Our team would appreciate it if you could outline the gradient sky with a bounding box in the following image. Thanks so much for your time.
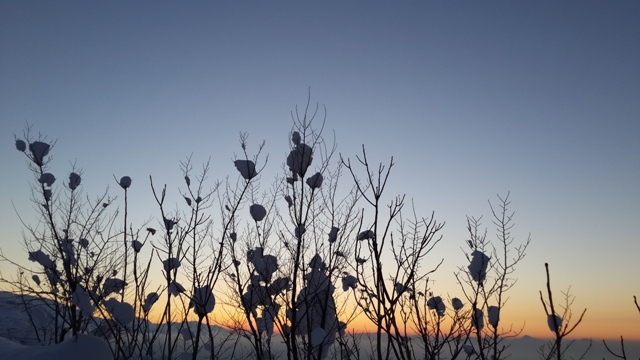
[1,1,639,340]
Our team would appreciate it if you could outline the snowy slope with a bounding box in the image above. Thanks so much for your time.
[0,291,112,358]
[0,334,112,360]
[0,291,50,345]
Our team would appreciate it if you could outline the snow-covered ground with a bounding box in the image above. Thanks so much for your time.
[0,291,247,359]
[0,291,638,359]
[0,291,112,359]
[0,334,112,360]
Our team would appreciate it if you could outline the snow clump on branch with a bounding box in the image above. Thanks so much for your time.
[472,308,484,331]
[249,204,267,222]
[28,250,54,269]
[427,296,446,316]
[342,274,357,291]
[163,257,181,272]
[69,172,81,190]
[452,297,464,311]
[290,253,340,359]
[357,230,375,241]
[15,139,26,152]
[234,159,257,180]
[29,141,50,166]
[190,285,215,317]
[169,281,186,296]
[102,278,126,296]
[547,313,562,332]
[287,142,313,177]
[142,292,159,313]
[119,176,131,189]
[247,247,278,283]
[328,226,339,243]
[104,298,134,324]
[468,250,490,283]
[38,173,56,187]
[488,305,500,328]
[306,172,323,189]
[72,285,95,317]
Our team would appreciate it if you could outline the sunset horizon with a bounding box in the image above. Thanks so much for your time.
[1,1,638,359]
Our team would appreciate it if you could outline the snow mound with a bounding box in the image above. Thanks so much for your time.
[0,334,113,360]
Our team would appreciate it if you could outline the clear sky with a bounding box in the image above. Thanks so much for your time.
[1,1,639,340]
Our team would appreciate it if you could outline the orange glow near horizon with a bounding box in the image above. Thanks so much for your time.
[3,283,636,342]
[125,286,640,342]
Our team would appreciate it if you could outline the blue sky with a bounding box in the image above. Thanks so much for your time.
[1,1,639,338]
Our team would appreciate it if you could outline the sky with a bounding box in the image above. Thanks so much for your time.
[1,1,639,341]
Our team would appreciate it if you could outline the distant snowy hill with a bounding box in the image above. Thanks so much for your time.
[0,291,112,359]
[0,291,51,345]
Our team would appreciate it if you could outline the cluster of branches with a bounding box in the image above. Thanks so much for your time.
[538,258,637,360]
[1,125,244,359]
[538,263,589,360]
[2,98,537,360]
